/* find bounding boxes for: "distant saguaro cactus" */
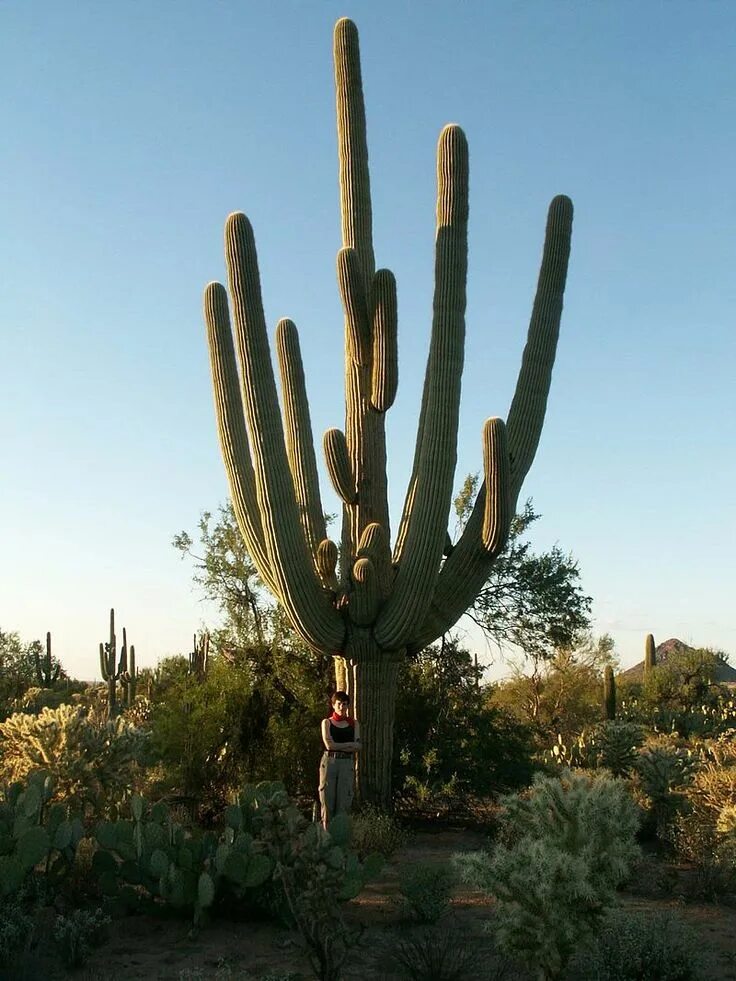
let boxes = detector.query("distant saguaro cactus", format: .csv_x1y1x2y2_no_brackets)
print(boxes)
189,632,210,680
34,631,60,688
203,19,574,805
99,608,130,719
118,627,137,709
644,633,657,677
603,665,616,721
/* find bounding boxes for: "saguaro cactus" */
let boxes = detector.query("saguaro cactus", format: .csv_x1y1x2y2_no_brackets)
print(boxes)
603,665,616,721
34,632,60,688
644,633,657,678
189,632,210,681
203,19,573,805
119,627,137,708
99,608,122,718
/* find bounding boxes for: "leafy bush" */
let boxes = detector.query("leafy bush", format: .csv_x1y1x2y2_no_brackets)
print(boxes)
453,770,640,980
569,908,708,980
392,928,483,980
0,705,146,816
0,895,34,967
394,638,536,806
53,907,110,968
546,721,644,776
399,863,454,923
351,805,408,859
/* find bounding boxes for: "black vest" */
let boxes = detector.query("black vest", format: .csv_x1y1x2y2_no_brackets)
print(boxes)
329,720,354,743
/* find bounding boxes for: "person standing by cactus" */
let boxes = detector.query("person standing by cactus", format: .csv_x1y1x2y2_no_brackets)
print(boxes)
319,691,361,829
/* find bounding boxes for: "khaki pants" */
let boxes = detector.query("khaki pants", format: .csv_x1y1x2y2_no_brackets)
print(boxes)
319,752,354,828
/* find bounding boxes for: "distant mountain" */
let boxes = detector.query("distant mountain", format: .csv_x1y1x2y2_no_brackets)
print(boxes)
621,638,736,685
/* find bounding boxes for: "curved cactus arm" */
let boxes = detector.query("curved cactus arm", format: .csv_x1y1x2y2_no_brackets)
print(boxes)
406,423,511,654
376,125,469,650
505,194,573,503
222,212,344,652
337,248,370,366
334,18,390,566
316,538,339,591
323,428,357,504
370,269,398,411
275,318,328,560
357,522,392,598
349,558,380,626
408,197,573,653
204,281,277,595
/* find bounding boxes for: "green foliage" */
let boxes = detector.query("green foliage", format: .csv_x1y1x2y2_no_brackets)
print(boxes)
0,704,147,816
569,908,708,981
350,805,408,859
0,895,34,967
454,497,592,660
546,720,644,776
0,772,85,916
399,863,454,923
453,770,640,981
395,636,536,805
238,782,381,980
0,629,66,720
53,907,110,968
494,633,617,746
391,928,484,981
172,505,336,800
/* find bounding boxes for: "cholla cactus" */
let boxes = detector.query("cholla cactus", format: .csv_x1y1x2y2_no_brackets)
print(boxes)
203,19,573,804
34,632,61,688
453,770,640,980
635,743,695,838
0,704,146,816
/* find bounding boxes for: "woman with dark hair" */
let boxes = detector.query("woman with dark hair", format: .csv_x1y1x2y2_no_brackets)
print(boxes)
319,690,361,829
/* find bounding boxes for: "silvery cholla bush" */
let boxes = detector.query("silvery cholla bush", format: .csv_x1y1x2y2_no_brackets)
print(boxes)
0,704,147,816
453,769,640,981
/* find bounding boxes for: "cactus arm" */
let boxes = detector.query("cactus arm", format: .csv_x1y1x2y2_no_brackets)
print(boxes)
337,248,370,366
406,426,511,654
223,212,344,652
275,317,328,559
370,269,398,412
505,194,573,503
204,281,277,596
376,125,469,650
323,428,357,505
350,558,379,626
334,18,391,566
316,539,339,591
407,196,573,652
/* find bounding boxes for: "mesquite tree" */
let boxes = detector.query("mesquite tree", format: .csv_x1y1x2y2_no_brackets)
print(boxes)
203,19,573,805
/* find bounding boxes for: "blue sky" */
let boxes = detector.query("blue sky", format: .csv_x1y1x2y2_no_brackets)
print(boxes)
2,1,734,681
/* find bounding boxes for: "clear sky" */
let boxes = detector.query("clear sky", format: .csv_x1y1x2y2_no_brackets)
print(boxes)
2,1,734,681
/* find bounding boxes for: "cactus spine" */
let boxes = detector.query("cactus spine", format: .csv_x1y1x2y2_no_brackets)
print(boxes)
189,632,210,680
203,19,573,805
644,633,656,677
603,665,616,721
34,631,60,687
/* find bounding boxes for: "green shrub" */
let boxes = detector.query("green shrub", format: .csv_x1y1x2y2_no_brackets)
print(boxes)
351,805,408,859
399,863,454,923
453,770,640,980
392,928,483,980
0,895,34,967
0,705,146,816
53,907,110,968
569,908,708,980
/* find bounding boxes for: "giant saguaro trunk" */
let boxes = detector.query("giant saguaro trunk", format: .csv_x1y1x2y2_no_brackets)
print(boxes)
203,19,573,807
